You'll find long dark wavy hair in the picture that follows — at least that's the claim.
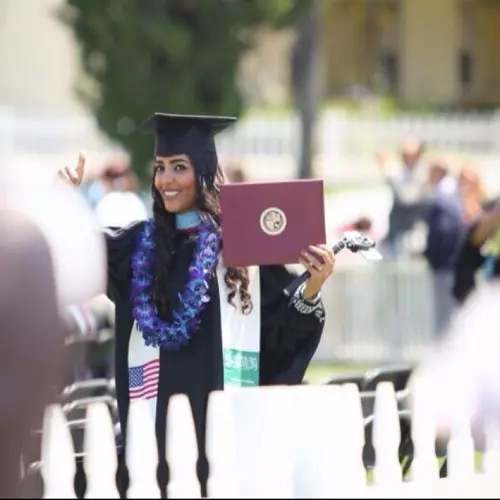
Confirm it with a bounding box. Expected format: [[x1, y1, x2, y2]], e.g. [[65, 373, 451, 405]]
[[151, 153, 253, 318]]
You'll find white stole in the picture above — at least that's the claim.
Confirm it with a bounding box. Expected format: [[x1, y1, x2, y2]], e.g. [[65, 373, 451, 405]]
[[127, 261, 261, 420]]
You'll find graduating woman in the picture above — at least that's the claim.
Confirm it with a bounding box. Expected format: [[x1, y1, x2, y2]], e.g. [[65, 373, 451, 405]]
[[60, 113, 335, 497]]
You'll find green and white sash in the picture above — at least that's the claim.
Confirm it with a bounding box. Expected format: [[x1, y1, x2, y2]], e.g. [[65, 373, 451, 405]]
[[127, 260, 261, 420], [217, 262, 261, 388]]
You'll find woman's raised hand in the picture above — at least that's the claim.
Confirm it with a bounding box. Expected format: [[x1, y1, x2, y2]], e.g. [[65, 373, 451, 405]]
[[299, 244, 336, 299], [57, 152, 86, 187]]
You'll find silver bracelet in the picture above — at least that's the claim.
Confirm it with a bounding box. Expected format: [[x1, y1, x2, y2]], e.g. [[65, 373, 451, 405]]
[[290, 283, 323, 315], [298, 282, 321, 305]]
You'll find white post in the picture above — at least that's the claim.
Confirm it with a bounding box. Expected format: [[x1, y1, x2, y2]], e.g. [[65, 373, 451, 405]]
[[410, 379, 440, 482], [0, 105, 14, 171], [372, 382, 402, 485], [226, 386, 294, 498], [205, 391, 240, 498], [289, 384, 344, 497], [339, 383, 367, 490], [126, 399, 161, 498], [483, 420, 500, 474], [83, 402, 119, 498], [41, 405, 77, 499], [446, 411, 475, 479], [166, 394, 201, 499]]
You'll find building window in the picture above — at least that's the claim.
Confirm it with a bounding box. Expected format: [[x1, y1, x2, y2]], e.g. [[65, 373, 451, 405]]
[[459, 50, 473, 87], [381, 52, 398, 90]]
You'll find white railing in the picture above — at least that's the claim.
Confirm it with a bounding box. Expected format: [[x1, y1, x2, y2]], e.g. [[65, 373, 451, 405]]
[[33, 381, 500, 498], [217, 109, 500, 161], [322, 110, 500, 158], [2, 107, 500, 174], [316, 260, 437, 364]]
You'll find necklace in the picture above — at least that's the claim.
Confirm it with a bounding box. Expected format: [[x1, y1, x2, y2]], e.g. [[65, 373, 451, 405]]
[[130, 217, 220, 350]]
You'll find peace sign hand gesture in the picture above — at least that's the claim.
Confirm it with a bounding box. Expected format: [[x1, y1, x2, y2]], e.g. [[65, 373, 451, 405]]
[[57, 152, 86, 187]]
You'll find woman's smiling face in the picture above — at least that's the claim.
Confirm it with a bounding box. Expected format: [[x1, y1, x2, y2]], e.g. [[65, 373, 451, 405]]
[[153, 154, 197, 213]]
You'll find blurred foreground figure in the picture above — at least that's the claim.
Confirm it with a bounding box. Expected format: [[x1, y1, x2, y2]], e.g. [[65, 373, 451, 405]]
[[409, 281, 500, 438], [0, 210, 65, 497], [0, 161, 107, 496], [1, 158, 107, 306]]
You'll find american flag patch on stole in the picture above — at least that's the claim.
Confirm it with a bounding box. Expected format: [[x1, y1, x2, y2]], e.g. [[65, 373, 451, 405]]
[[128, 358, 160, 400]]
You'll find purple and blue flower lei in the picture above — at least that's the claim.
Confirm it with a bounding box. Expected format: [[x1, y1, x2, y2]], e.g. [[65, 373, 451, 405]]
[[130, 218, 220, 350]]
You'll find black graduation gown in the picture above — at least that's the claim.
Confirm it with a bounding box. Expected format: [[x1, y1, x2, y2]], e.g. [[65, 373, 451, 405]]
[[105, 221, 325, 497]]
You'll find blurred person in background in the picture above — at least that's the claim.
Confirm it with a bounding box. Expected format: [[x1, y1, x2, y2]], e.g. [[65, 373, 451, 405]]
[[81, 170, 108, 208], [225, 160, 247, 183], [94, 156, 148, 228], [0, 210, 65, 498], [452, 163, 493, 304], [409, 281, 500, 444], [140, 160, 156, 216], [337, 216, 378, 243], [1, 160, 107, 497], [338, 215, 373, 234], [79, 155, 147, 384], [453, 200, 500, 305], [66, 295, 116, 382], [424, 156, 457, 197], [457, 163, 488, 225], [421, 158, 464, 336], [377, 137, 428, 258]]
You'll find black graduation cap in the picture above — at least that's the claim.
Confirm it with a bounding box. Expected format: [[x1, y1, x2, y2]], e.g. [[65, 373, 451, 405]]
[[138, 113, 236, 189]]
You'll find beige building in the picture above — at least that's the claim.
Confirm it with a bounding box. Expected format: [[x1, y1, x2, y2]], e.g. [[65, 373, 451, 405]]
[[321, 0, 500, 108], [2, 0, 500, 122], [0, 0, 89, 117], [0, 0, 113, 173]]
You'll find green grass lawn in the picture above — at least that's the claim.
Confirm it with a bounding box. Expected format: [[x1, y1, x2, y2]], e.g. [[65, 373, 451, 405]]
[[304, 360, 375, 384], [323, 181, 384, 198]]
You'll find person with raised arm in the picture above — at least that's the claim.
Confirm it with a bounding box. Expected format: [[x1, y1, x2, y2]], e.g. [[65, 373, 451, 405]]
[[59, 113, 335, 497]]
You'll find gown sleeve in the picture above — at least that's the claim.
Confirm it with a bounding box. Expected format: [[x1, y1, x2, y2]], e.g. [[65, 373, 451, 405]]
[[103, 220, 146, 303], [258, 265, 325, 385]]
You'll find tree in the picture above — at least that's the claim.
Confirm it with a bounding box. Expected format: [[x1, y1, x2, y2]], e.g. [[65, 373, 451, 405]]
[[290, 0, 320, 179], [58, 0, 309, 183]]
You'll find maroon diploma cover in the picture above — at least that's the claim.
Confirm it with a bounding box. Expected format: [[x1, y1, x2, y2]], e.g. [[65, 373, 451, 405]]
[[220, 179, 326, 267]]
